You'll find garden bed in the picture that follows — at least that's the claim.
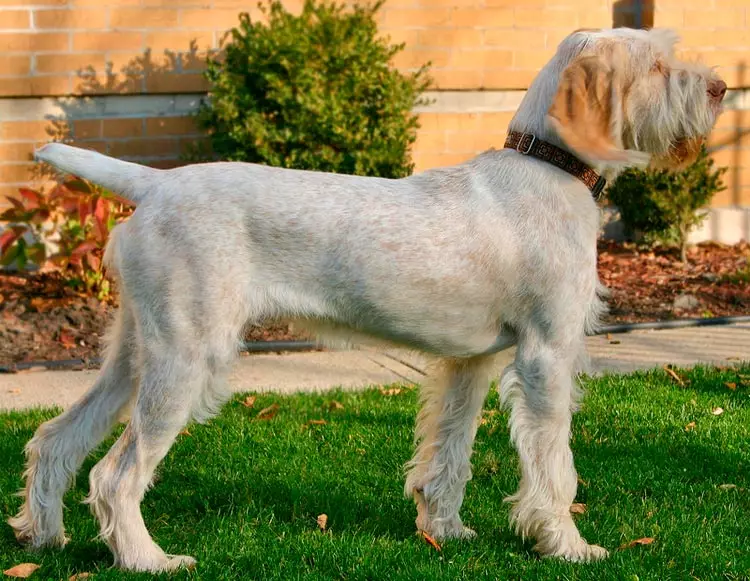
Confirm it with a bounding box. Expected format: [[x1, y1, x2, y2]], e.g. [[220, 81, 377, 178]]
[[1, 240, 748, 365]]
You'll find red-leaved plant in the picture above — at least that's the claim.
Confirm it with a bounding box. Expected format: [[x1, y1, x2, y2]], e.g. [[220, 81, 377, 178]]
[[0, 178, 133, 299]]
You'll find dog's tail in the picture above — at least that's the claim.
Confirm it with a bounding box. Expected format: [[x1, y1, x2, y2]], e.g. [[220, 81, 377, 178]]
[[34, 143, 158, 205]]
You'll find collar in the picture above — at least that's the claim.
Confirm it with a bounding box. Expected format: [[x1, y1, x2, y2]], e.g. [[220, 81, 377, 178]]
[[504, 131, 606, 199]]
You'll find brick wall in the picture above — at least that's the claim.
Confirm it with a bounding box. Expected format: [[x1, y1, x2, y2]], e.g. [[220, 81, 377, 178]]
[[1, 0, 750, 212]]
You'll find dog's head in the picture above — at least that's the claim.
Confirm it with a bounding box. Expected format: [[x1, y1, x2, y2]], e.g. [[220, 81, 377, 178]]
[[544, 28, 724, 170]]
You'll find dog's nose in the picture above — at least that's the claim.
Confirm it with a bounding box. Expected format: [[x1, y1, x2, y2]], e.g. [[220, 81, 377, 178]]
[[708, 79, 727, 101]]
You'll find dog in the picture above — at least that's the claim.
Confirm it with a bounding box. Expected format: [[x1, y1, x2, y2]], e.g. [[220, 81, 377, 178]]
[[9, 27, 725, 571]]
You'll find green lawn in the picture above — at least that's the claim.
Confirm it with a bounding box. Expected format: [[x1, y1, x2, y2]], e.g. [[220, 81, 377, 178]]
[[1, 366, 749, 580]]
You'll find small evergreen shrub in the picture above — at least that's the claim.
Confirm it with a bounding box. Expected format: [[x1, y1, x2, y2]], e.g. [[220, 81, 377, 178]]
[[193, 0, 430, 178], [607, 147, 726, 262]]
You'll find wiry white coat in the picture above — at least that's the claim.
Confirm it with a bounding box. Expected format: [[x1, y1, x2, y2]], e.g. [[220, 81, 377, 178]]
[[10, 27, 723, 571]]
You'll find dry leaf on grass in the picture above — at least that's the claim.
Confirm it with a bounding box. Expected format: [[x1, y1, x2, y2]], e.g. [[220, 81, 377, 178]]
[[69, 573, 93, 580], [419, 530, 442, 552], [256, 403, 279, 420], [59, 329, 76, 349], [577, 476, 588, 487], [179, 428, 191, 437], [663, 365, 685, 386], [719, 483, 737, 490], [306, 419, 327, 427], [328, 400, 344, 411], [712, 407, 724, 416], [7, 389, 20, 394], [380, 388, 402, 396], [241, 395, 256, 408], [619, 537, 655, 550], [725, 382, 737, 391], [570, 503, 587, 515], [684, 421, 696, 432], [3, 563, 40, 578], [317, 514, 328, 532]]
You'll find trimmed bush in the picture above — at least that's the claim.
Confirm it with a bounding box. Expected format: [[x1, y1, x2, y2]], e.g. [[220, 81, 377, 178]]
[[193, 0, 430, 178], [607, 147, 726, 262]]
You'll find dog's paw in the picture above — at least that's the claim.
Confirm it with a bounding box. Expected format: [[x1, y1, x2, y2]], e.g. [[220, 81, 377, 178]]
[[539, 540, 609, 563], [422, 520, 477, 541], [164, 554, 197, 571], [8, 514, 68, 550]]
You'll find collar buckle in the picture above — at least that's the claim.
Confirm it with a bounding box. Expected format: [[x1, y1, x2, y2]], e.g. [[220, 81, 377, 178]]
[[516, 133, 536, 155]]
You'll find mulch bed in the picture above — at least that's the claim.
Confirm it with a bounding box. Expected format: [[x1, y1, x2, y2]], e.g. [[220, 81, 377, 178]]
[[1, 240, 748, 366]]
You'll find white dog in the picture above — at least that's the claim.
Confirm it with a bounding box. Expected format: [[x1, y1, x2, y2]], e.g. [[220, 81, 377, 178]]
[[9, 27, 725, 571]]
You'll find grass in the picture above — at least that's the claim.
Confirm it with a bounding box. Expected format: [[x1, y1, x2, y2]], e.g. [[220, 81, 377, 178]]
[[1, 366, 750, 580]]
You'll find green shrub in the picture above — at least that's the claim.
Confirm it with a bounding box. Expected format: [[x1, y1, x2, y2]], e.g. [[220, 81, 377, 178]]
[[607, 147, 726, 262], [192, 0, 430, 178]]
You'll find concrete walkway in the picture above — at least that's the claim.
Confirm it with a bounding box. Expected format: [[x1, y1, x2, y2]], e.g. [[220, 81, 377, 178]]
[[1, 324, 748, 411]]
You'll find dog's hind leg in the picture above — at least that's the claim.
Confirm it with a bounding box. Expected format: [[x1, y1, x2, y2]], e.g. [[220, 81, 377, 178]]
[[404, 356, 494, 540], [500, 326, 608, 562], [9, 302, 138, 549]]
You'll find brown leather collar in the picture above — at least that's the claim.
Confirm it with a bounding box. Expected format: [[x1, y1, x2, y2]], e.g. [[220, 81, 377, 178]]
[[504, 131, 606, 199]]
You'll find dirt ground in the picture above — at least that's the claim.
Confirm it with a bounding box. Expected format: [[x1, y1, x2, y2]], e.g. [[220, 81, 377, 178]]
[[1, 240, 748, 365]]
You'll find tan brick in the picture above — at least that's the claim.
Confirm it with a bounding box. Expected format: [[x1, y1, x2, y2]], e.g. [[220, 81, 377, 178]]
[[429, 68, 482, 89], [34, 8, 107, 30], [36, 53, 105, 74], [0, 32, 68, 52], [578, 9, 613, 29], [482, 68, 537, 89], [109, 137, 179, 157], [144, 116, 197, 136], [652, 9, 684, 27], [0, 163, 36, 183], [450, 8, 513, 28], [0, 56, 31, 76], [380, 28, 420, 47], [211, 0, 302, 8], [180, 8, 242, 29], [102, 118, 142, 138], [512, 49, 554, 69], [0, 9, 31, 28], [486, 0, 544, 5], [413, 131, 446, 153], [73, 119, 102, 139], [382, 8, 450, 28], [412, 152, 470, 171], [448, 49, 512, 69], [144, 30, 214, 52], [0, 142, 35, 162], [514, 9, 579, 28], [0, 0, 66, 5], [144, 72, 206, 92], [684, 9, 746, 27], [484, 29, 546, 48], [0, 75, 71, 97], [0, 120, 61, 141], [73, 31, 144, 51], [417, 28, 482, 49], [110, 8, 179, 29], [70, 139, 108, 153], [705, 50, 747, 68], [716, 0, 750, 6], [481, 112, 514, 128], [71, 0, 140, 4], [70, 71, 142, 95], [393, 48, 449, 69]]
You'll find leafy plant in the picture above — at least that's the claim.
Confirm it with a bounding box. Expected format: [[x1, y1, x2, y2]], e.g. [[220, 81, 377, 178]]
[[192, 0, 430, 178], [0, 180, 132, 299], [607, 147, 726, 262]]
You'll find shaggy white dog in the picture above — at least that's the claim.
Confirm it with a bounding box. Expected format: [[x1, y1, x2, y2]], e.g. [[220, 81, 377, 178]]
[[10, 27, 725, 571]]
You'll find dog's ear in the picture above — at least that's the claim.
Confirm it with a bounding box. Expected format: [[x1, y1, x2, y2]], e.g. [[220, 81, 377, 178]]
[[547, 52, 650, 167]]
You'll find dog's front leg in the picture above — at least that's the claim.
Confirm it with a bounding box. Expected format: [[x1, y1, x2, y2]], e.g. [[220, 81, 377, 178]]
[[404, 357, 493, 540], [500, 331, 607, 562]]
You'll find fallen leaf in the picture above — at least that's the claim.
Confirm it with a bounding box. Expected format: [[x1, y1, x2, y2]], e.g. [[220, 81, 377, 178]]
[[7, 389, 21, 394], [419, 530, 442, 552], [328, 400, 344, 411], [306, 419, 327, 426], [726, 356, 741, 361], [663, 365, 685, 386], [719, 483, 737, 490], [619, 537, 655, 550], [570, 503, 587, 514], [684, 421, 696, 432], [256, 403, 279, 420], [380, 388, 403, 396], [712, 407, 724, 416], [179, 428, 191, 437], [725, 382, 737, 391], [317, 514, 328, 532], [59, 329, 76, 349], [3, 563, 40, 578], [69, 574, 93, 580], [577, 476, 589, 487], [609, 340, 621, 345], [241, 395, 256, 408]]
